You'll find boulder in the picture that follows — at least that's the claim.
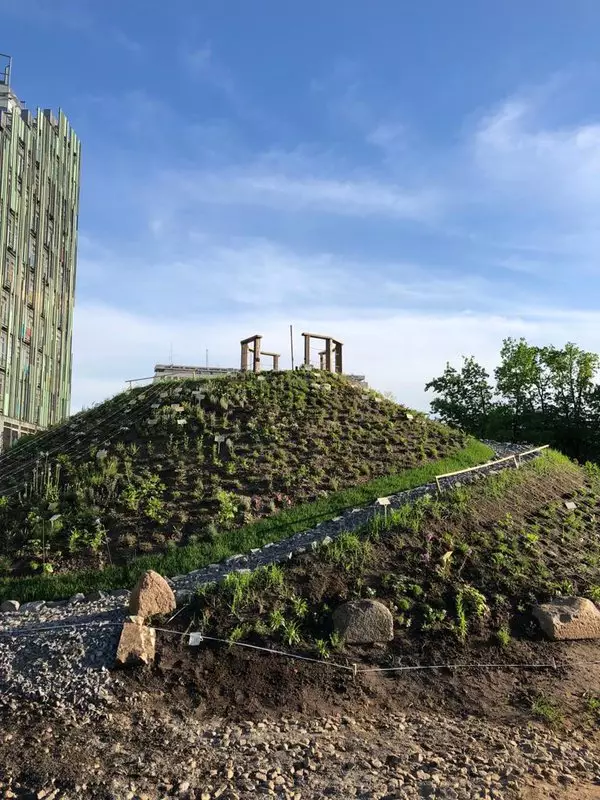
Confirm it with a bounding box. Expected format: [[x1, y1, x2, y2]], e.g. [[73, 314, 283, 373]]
[[0, 600, 19, 613], [332, 599, 394, 644], [533, 597, 600, 641], [129, 570, 176, 619], [115, 621, 156, 666]]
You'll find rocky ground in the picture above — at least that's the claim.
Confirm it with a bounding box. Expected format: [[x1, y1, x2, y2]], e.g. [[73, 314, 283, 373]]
[[1, 694, 599, 799]]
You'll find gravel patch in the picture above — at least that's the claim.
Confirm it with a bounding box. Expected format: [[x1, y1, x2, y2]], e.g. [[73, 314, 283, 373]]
[[1, 704, 599, 799]]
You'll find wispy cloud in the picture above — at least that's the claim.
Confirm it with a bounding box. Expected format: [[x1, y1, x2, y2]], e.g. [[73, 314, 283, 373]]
[[162, 168, 442, 223]]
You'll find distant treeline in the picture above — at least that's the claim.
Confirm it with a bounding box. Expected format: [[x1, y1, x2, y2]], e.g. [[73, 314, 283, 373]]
[[426, 338, 600, 462]]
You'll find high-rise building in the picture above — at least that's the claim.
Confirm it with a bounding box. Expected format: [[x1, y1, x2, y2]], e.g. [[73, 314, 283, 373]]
[[0, 55, 81, 450]]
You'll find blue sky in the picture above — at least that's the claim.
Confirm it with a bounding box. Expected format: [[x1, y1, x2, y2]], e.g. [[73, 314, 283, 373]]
[[3, 0, 600, 411]]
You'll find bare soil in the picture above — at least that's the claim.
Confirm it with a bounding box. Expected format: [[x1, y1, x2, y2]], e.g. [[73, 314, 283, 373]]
[[1, 638, 599, 799]]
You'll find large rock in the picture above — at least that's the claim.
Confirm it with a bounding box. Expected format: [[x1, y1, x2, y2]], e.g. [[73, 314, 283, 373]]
[[332, 599, 394, 644], [129, 569, 176, 619], [533, 596, 600, 641], [115, 619, 156, 666], [0, 600, 19, 613]]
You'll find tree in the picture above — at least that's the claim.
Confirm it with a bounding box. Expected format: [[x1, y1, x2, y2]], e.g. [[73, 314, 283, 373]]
[[426, 338, 600, 463], [494, 338, 551, 442], [425, 356, 494, 436]]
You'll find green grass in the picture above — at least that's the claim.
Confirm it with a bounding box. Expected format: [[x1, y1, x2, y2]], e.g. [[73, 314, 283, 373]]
[[531, 694, 563, 726], [0, 438, 492, 603]]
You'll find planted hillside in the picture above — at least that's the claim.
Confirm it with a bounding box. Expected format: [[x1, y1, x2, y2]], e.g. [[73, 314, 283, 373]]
[[181, 450, 600, 663], [0, 370, 479, 585]]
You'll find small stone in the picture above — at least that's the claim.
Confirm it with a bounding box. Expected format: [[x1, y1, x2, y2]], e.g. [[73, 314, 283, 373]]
[[129, 570, 176, 619], [533, 596, 600, 640], [115, 622, 156, 666], [69, 593, 86, 605], [20, 600, 46, 612], [332, 599, 394, 644], [0, 600, 19, 613], [565, 501, 577, 511]]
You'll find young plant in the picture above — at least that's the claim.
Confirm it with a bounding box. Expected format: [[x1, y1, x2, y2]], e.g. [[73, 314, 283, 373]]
[[315, 639, 330, 660], [269, 608, 285, 632], [495, 625, 511, 648], [282, 619, 301, 646], [455, 586, 489, 642], [291, 594, 309, 619]]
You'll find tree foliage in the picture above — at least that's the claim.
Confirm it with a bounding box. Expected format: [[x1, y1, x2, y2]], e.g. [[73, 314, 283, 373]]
[[426, 337, 600, 461]]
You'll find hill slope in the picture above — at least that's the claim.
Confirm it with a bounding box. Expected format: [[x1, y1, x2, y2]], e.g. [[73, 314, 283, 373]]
[[178, 449, 599, 663], [0, 370, 484, 587]]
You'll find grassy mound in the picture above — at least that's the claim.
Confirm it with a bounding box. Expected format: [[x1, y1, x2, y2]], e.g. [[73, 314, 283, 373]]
[[185, 450, 599, 661], [0, 370, 491, 599]]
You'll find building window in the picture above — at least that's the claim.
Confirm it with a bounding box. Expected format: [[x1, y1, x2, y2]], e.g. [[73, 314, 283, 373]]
[[28, 236, 37, 268], [1, 294, 8, 328], [3, 252, 15, 288], [0, 331, 7, 365], [26, 269, 34, 306], [7, 212, 15, 251]]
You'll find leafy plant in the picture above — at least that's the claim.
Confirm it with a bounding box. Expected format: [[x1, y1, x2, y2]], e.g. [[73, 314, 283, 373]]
[[282, 620, 301, 646], [215, 489, 238, 528], [314, 638, 330, 659], [291, 594, 308, 619], [269, 608, 285, 632], [455, 586, 489, 642], [495, 625, 511, 647]]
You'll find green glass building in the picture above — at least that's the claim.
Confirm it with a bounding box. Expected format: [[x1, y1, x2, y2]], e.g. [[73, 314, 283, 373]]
[[0, 56, 81, 450]]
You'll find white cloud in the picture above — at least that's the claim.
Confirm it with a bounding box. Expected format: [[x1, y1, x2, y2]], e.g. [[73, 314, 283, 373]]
[[165, 169, 441, 223], [472, 95, 600, 223], [71, 299, 600, 414]]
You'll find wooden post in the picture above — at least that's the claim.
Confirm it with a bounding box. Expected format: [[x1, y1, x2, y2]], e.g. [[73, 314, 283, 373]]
[[334, 340, 343, 374], [290, 325, 295, 370], [253, 336, 262, 373], [240, 341, 248, 371], [325, 338, 332, 371], [273, 353, 280, 371], [303, 333, 311, 367]]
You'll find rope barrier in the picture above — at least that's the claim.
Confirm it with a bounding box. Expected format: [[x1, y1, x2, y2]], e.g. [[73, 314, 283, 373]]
[[2, 616, 599, 677]]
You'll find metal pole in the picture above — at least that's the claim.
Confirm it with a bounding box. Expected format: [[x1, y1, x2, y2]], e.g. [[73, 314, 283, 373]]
[[290, 325, 295, 370]]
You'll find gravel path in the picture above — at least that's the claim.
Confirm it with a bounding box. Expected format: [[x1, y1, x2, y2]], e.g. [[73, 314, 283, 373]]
[[0, 442, 540, 709], [1, 703, 599, 799]]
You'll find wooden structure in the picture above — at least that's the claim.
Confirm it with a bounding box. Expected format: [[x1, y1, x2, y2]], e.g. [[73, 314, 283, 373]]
[[257, 350, 280, 371], [302, 332, 343, 374], [240, 335, 280, 373], [240, 335, 262, 372]]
